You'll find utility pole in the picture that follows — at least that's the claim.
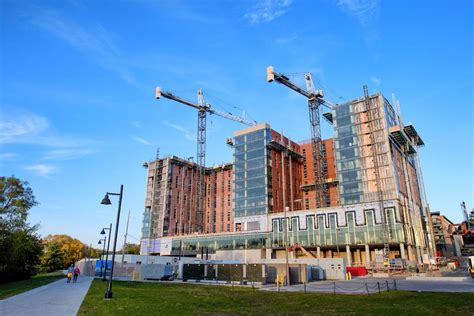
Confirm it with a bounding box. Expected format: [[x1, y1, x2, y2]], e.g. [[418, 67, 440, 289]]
[[284, 206, 290, 286], [122, 209, 131, 263]]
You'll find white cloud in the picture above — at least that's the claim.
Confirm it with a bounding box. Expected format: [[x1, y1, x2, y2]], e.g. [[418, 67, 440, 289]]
[[43, 148, 95, 160], [370, 76, 382, 86], [25, 164, 58, 177], [245, 0, 292, 24], [0, 111, 90, 147], [0, 112, 49, 143], [28, 8, 136, 86], [163, 121, 196, 142], [131, 136, 152, 146], [337, 0, 380, 26]]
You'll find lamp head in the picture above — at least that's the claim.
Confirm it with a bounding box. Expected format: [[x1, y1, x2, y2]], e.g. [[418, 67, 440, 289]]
[[98, 240, 102, 245], [101, 194, 111, 205], [100, 228, 106, 235]]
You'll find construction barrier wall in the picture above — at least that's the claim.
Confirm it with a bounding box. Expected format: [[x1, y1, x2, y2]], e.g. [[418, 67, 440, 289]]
[[183, 264, 205, 280], [182, 263, 264, 283]]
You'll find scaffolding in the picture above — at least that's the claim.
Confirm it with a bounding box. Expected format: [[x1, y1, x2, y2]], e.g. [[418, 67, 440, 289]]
[[363, 86, 391, 267], [147, 148, 162, 254]]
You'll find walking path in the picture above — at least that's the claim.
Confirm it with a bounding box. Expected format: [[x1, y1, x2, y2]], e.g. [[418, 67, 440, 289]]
[[0, 276, 93, 316]]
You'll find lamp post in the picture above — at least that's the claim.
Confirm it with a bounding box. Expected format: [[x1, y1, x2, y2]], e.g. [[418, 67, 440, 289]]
[[100, 224, 112, 281], [100, 184, 124, 299], [98, 237, 106, 277], [335, 228, 340, 258]]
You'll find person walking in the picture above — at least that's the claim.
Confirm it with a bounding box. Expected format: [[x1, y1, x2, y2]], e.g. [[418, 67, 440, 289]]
[[67, 264, 74, 283], [73, 266, 81, 283]]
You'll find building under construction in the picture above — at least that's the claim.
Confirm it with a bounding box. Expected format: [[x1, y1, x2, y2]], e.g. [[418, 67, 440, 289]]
[[141, 85, 433, 267]]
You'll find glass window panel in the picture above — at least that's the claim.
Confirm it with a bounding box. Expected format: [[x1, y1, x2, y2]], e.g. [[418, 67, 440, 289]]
[[246, 148, 265, 160], [335, 103, 352, 116], [246, 139, 265, 151], [246, 130, 265, 142], [247, 158, 265, 170], [336, 115, 352, 127], [339, 147, 357, 160], [247, 168, 264, 179]]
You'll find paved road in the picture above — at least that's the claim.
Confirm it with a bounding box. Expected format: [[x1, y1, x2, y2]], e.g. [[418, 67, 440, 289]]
[[0, 276, 93, 316], [261, 278, 474, 294]]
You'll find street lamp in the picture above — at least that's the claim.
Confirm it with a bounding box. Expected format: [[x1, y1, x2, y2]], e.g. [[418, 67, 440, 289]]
[[100, 224, 112, 281], [100, 184, 124, 299], [98, 237, 106, 277]]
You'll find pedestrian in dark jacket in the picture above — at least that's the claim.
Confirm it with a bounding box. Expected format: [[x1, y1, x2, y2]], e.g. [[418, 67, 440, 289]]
[[73, 266, 81, 283]]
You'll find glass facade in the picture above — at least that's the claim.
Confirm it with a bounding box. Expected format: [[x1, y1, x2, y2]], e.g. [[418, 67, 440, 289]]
[[233, 128, 270, 217], [172, 232, 269, 252], [170, 208, 404, 252], [334, 102, 363, 205], [334, 98, 396, 205], [272, 209, 404, 248]]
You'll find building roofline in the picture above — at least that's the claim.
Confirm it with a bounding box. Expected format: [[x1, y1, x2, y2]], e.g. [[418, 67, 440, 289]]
[[234, 122, 270, 137]]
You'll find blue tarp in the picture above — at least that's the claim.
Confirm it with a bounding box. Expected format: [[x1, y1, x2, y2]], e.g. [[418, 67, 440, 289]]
[[95, 259, 112, 276]]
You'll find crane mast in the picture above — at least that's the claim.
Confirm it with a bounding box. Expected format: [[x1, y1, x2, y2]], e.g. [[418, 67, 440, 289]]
[[156, 87, 256, 233], [267, 66, 329, 208], [195, 89, 206, 232]]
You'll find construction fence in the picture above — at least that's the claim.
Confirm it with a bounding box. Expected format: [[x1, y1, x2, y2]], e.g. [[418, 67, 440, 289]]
[[182, 262, 344, 284], [76, 259, 346, 283]]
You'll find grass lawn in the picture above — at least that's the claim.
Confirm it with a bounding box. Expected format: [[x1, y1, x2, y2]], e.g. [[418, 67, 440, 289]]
[[79, 280, 474, 315], [0, 271, 64, 300]]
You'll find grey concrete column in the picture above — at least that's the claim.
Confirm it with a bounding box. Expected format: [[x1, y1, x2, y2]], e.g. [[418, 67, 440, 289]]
[[416, 246, 423, 265], [365, 244, 370, 267], [316, 246, 321, 259], [355, 249, 361, 265], [346, 245, 352, 267], [400, 243, 406, 260], [407, 245, 414, 261]]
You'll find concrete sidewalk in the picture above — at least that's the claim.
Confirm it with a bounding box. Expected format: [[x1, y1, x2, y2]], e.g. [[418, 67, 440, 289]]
[[0, 276, 93, 316]]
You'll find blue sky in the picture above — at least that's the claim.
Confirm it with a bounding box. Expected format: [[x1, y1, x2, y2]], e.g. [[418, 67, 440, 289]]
[[1, 0, 472, 247]]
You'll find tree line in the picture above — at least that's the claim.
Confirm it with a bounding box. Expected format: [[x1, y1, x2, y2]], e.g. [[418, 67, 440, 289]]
[[0, 176, 139, 283]]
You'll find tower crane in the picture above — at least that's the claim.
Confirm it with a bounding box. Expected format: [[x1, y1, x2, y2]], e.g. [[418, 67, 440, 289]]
[[267, 66, 333, 208], [155, 87, 257, 233]]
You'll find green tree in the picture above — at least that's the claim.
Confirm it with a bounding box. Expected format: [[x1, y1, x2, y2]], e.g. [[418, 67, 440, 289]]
[[0, 176, 38, 228], [0, 225, 43, 282], [40, 243, 65, 273], [0, 176, 42, 283], [124, 243, 140, 255], [43, 234, 85, 266]]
